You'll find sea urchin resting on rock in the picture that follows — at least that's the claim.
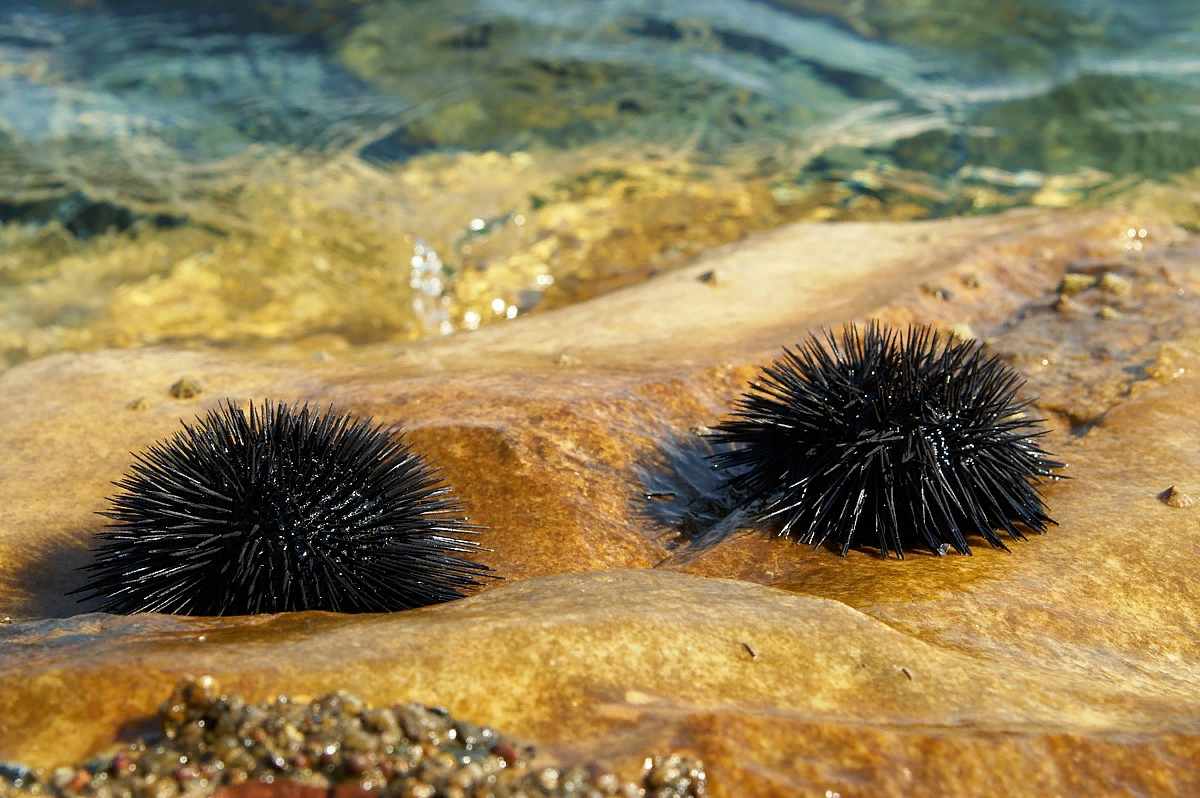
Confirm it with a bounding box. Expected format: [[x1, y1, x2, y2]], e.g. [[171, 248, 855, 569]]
[[74, 401, 491, 615], [708, 322, 1063, 558]]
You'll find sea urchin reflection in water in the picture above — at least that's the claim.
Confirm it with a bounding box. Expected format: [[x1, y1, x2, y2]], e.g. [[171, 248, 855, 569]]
[[74, 401, 491, 615], [708, 323, 1064, 558]]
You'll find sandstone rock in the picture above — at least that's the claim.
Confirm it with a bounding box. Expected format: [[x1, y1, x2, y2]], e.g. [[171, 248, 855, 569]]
[[2, 208, 1198, 797]]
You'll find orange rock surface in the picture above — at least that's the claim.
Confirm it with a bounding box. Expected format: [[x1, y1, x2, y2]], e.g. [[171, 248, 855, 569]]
[[2, 208, 1198, 797]]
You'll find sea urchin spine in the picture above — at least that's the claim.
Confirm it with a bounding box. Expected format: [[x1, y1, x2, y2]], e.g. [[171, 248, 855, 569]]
[[74, 401, 491, 615], [708, 322, 1063, 558]]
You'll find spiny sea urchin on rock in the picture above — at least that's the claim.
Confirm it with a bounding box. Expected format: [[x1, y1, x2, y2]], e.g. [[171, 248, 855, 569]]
[[74, 401, 491, 615], [708, 322, 1064, 558]]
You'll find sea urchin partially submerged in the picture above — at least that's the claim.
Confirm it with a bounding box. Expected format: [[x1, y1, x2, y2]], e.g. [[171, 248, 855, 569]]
[[75, 401, 491, 615], [709, 322, 1063, 557]]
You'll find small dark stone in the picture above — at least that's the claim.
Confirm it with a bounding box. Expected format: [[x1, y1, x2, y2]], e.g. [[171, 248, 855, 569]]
[[344, 753, 372, 775], [173, 765, 199, 783], [0, 763, 35, 787], [492, 743, 519, 767]]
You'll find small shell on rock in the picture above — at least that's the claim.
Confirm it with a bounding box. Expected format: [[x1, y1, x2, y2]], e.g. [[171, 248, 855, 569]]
[[1158, 485, 1196, 508], [1058, 273, 1096, 296], [168, 376, 204, 399], [920, 281, 953, 301]]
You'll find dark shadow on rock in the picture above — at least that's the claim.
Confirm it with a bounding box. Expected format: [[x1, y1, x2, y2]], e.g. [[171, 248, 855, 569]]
[[634, 430, 758, 566], [4, 530, 101, 620]]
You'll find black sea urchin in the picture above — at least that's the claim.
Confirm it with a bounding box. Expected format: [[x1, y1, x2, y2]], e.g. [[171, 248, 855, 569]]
[[74, 401, 491, 615], [708, 322, 1063, 558]]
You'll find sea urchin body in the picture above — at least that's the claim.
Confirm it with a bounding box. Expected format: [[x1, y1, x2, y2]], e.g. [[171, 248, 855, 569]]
[[709, 323, 1063, 558], [75, 401, 491, 615]]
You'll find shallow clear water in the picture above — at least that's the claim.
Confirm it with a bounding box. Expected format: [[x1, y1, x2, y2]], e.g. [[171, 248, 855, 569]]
[[0, 0, 1198, 362], [6, 0, 1200, 219]]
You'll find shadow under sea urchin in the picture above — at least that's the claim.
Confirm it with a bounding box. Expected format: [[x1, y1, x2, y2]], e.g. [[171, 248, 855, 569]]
[[73, 401, 493, 615], [707, 322, 1064, 558]]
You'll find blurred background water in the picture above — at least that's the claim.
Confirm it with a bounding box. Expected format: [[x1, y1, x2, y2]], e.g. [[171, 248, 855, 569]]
[[1, 0, 1198, 367]]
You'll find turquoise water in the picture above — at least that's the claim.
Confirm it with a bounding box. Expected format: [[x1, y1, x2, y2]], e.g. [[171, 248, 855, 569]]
[[3, 0, 1200, 233]]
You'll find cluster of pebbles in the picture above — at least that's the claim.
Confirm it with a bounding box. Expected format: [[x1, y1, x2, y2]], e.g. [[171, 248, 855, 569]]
[[0, 678, 705, 798]]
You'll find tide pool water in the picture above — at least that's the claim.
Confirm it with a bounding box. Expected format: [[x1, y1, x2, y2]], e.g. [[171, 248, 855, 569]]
[[0, 0, 1197, 362]]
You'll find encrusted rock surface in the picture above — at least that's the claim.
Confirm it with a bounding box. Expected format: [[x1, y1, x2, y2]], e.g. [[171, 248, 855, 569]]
[[2, 208, 1199, 797]]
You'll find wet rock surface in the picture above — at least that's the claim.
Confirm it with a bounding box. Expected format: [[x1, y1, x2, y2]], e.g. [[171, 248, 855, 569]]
[[2, 208, 1199, 797]]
